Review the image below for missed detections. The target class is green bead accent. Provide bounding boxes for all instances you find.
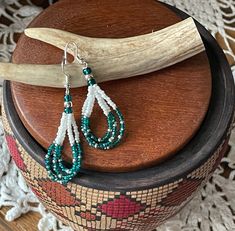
[45,141,82,184]
[64,94,72,102]
[87,78,96,86]
[81,112,116,144]
[83,67,92,75]
[64,107,73,114]
[81,108,125,150]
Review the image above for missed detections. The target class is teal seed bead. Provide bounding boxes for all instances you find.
[46,141,82,184]
[83,67,92,75]
[64,107,73,114]
[87,78,96,86]
[81,109,124,150]
[54,142,82,176]
[64,94,72,102]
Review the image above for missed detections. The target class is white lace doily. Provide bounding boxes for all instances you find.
[0,0,235,230]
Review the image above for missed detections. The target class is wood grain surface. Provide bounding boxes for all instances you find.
[11,0,212,172]
[0,207,40,231]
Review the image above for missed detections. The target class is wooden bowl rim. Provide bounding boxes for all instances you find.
[3,5,235,191]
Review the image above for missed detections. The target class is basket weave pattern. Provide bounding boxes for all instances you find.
[1,106,231,231]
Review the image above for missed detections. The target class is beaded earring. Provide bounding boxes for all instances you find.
[75,52,125,150]
[45,42,82,185]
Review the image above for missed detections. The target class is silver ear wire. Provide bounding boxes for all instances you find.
[61,41,78,76]
[64,41,78,61]
[61,41,79,92]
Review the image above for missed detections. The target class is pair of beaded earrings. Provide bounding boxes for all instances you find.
[45,42,125,185]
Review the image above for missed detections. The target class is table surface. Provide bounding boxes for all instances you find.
[0,208,39,231]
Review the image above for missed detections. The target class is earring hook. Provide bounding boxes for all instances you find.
[61,41,80,93]
[61,41,78,76]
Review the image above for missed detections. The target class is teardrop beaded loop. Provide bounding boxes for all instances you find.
[77,57,125,150]
[45,42,83,185]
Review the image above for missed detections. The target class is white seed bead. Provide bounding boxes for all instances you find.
[54,105,81,151]
[109,137,114,142]
[95,91,111,116]
[55,112,67,145]
[96,85,117,110]
[82,88,95,117]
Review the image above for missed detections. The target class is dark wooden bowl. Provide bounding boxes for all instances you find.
[2,1,234,230]
[10,0,212,173]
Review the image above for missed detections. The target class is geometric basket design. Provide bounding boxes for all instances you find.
[2,107,231,231]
